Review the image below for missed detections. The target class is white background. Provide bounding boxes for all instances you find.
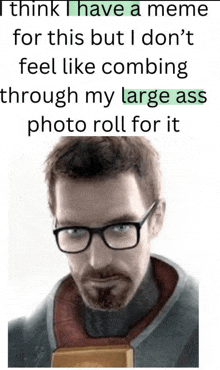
[1,1,220,369]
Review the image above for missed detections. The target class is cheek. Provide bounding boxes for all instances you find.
[138,247,151,274]
[123,245,150,278]
[67,255,84,277]
[138,226,151,267]
[129,242,151,280]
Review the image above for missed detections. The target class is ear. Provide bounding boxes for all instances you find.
[148,200,166,239]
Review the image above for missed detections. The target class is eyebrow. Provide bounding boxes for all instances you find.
[56,213,140,228]
[104,214,140,225]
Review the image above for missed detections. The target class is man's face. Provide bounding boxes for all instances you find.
[55,173,157,311]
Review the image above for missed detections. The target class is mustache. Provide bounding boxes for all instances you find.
[81,266,130,281]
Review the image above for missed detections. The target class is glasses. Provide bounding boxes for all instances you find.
[53,201,158,254]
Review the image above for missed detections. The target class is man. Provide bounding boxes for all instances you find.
[8,136,198,367]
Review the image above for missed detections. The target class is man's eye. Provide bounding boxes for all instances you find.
[112,225,131,233]
[65,228,87,238]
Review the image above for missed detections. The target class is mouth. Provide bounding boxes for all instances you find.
[89,276,123,288]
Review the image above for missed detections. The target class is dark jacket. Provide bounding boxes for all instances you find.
[8,255,199,367]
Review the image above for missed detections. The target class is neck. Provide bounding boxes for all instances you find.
[84,261,159,337]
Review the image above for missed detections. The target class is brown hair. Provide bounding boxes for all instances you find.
[45,137,161,214]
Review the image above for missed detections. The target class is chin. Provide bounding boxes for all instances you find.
[82,286,133,311]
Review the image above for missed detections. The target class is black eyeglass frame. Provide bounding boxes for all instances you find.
[53,200,159,254]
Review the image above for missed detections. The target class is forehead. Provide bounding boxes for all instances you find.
[54,173,147,226]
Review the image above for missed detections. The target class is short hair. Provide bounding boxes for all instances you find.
[45,137,161,214]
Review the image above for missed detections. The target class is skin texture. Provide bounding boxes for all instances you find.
[55,173,165,311]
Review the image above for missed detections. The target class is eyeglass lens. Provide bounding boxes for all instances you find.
[57,224,138,252]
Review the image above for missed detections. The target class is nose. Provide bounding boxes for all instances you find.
[88,234,113,270]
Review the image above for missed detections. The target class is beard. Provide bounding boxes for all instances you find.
[82,279,132,310]
[75,267,133,311]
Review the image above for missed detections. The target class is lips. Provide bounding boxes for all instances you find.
[89,276,123,288]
